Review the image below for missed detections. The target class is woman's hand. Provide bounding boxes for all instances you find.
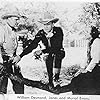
[81,70,88,73]
[74,68,85,77]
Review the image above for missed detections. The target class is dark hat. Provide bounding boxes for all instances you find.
[1,13,21,19]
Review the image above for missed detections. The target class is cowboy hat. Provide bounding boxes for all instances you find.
[38,18,59,25]
[38,11,59,25]
[1,13,21,19]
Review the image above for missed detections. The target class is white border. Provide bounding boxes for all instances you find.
[4,0,100,2]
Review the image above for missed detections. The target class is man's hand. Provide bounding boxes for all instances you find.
[43,54,49,61]
[34,50,42,56]
[9,56,14,62]
[34,50,42,60]
[12,55,21,64]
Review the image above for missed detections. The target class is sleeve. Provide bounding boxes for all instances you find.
[86,38,100,72]
[0,26,5,45]
[0,26,5,52]
[19,31,42,58]
[0,26,5,63]
[16,29,28,34]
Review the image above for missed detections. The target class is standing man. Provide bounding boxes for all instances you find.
[13,17,65,92]
[0,13,24,94]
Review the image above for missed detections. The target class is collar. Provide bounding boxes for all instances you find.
[44,29,54,38]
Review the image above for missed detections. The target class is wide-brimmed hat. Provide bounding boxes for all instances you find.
[1,13,21,19]
[38,11,59,25]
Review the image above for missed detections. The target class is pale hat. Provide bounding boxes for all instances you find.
[38,11,59,25]
[1,13,21,19]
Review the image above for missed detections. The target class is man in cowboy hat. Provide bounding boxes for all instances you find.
[0,13,24,94]
[13,15,65,93]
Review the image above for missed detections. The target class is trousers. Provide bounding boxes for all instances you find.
[45,50,65,84]
[0,55,24,94]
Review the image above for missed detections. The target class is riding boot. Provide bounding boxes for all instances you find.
[53,68,61,87]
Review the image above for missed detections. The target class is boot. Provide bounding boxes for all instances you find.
[47,76,60,94]
[46,82,60,94]
[47,82,54,90]
[53,68,61,87]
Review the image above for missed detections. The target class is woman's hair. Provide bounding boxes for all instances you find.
[90,26,99,39]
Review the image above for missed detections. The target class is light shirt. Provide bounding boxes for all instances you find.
[44,29,54,47]
[0,24,17,56]
[86,38,100,72]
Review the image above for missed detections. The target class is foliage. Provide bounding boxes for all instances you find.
[0,2,100,39]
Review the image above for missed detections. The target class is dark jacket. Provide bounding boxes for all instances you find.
[20,26,64,58]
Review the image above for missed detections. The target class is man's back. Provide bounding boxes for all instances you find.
[0,24,17,56]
